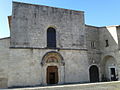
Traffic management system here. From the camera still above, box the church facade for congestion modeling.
[0,1,120,88]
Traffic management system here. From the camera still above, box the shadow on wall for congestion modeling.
[117,26,120,49]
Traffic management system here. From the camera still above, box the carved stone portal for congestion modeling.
[41,51,65,66]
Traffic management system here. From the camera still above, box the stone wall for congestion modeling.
[117,26,120,49]
[99,26,120,81]
[85,25,100,51]
[0,38,10,88]
[11,2,86,49]
[99,26,119,65]
[99,26,118,53]
[116,26,120,80]
[8,48,89,87]
[0,1,120,89]
[0,37,89,88]
[85,25,101,67]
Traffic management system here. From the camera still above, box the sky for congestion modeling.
[0,0,120,38]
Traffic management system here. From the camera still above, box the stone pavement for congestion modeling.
[3,81,120,90]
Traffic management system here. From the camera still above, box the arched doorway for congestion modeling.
[101,56,118,81]
[41,51,65,85]
[89,65,99,82]
[47,66,58,84]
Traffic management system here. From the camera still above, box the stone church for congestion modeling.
[0,1,120,88]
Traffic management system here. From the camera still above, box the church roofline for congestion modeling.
[12,1,84,13]
[0,37,10,40]
[86,24,120,28]
[101,25,120,28]
[85,24,99,28]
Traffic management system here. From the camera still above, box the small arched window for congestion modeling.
[47,27,56,48]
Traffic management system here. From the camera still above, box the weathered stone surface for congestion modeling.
[0,1,120,89]
[11,2,85,49]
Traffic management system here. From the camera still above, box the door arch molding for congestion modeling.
[41,51,65,66]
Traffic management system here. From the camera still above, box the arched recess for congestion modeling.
[89,65,99,82]
[41,51,65,85]
[101,55,118,81]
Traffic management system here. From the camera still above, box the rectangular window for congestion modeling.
[91,41,95,49]
[105,40,109,47]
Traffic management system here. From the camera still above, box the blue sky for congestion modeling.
[0,0,120,38]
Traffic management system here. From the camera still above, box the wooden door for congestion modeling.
[47,66,58,84]
[89,65,99,82]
